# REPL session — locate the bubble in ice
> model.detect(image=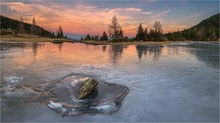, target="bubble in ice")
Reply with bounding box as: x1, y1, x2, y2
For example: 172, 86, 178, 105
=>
5, 75, 23, 91
90, 101, 118, 113
48, 100, 83, 116
46, 74, 129, 116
